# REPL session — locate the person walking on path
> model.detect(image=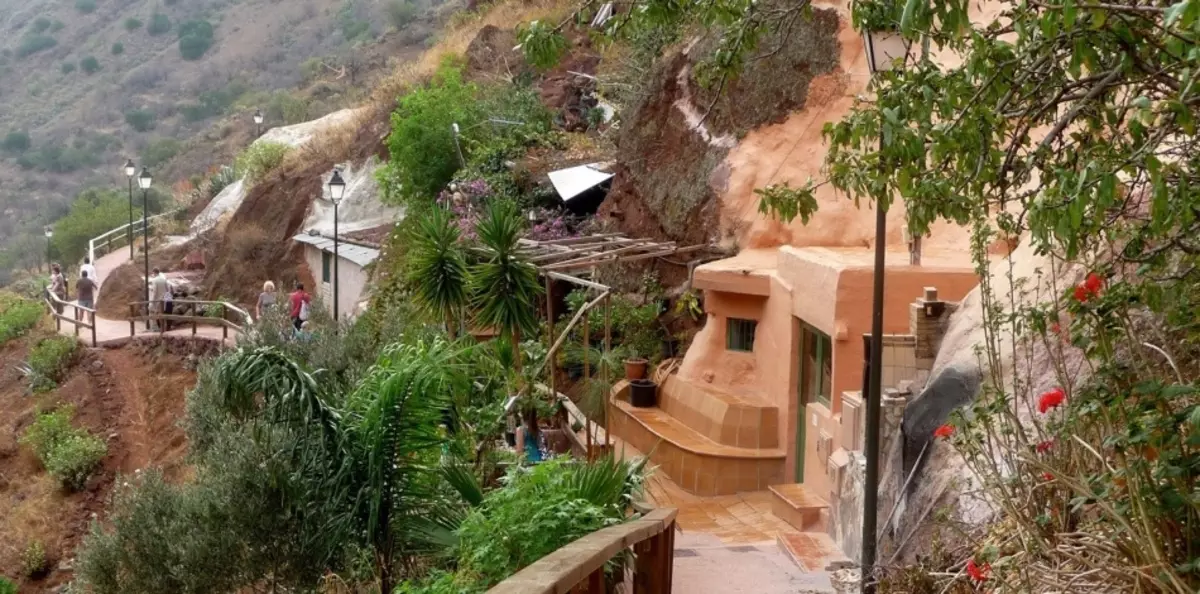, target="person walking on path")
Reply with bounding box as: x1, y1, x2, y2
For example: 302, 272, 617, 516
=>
149, 268, 169, 332
256, 280, 278, 320
49, 264, 67, 315
80, 257, 96, 284
75, 270, 96, 324
289, 282, 311, 332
